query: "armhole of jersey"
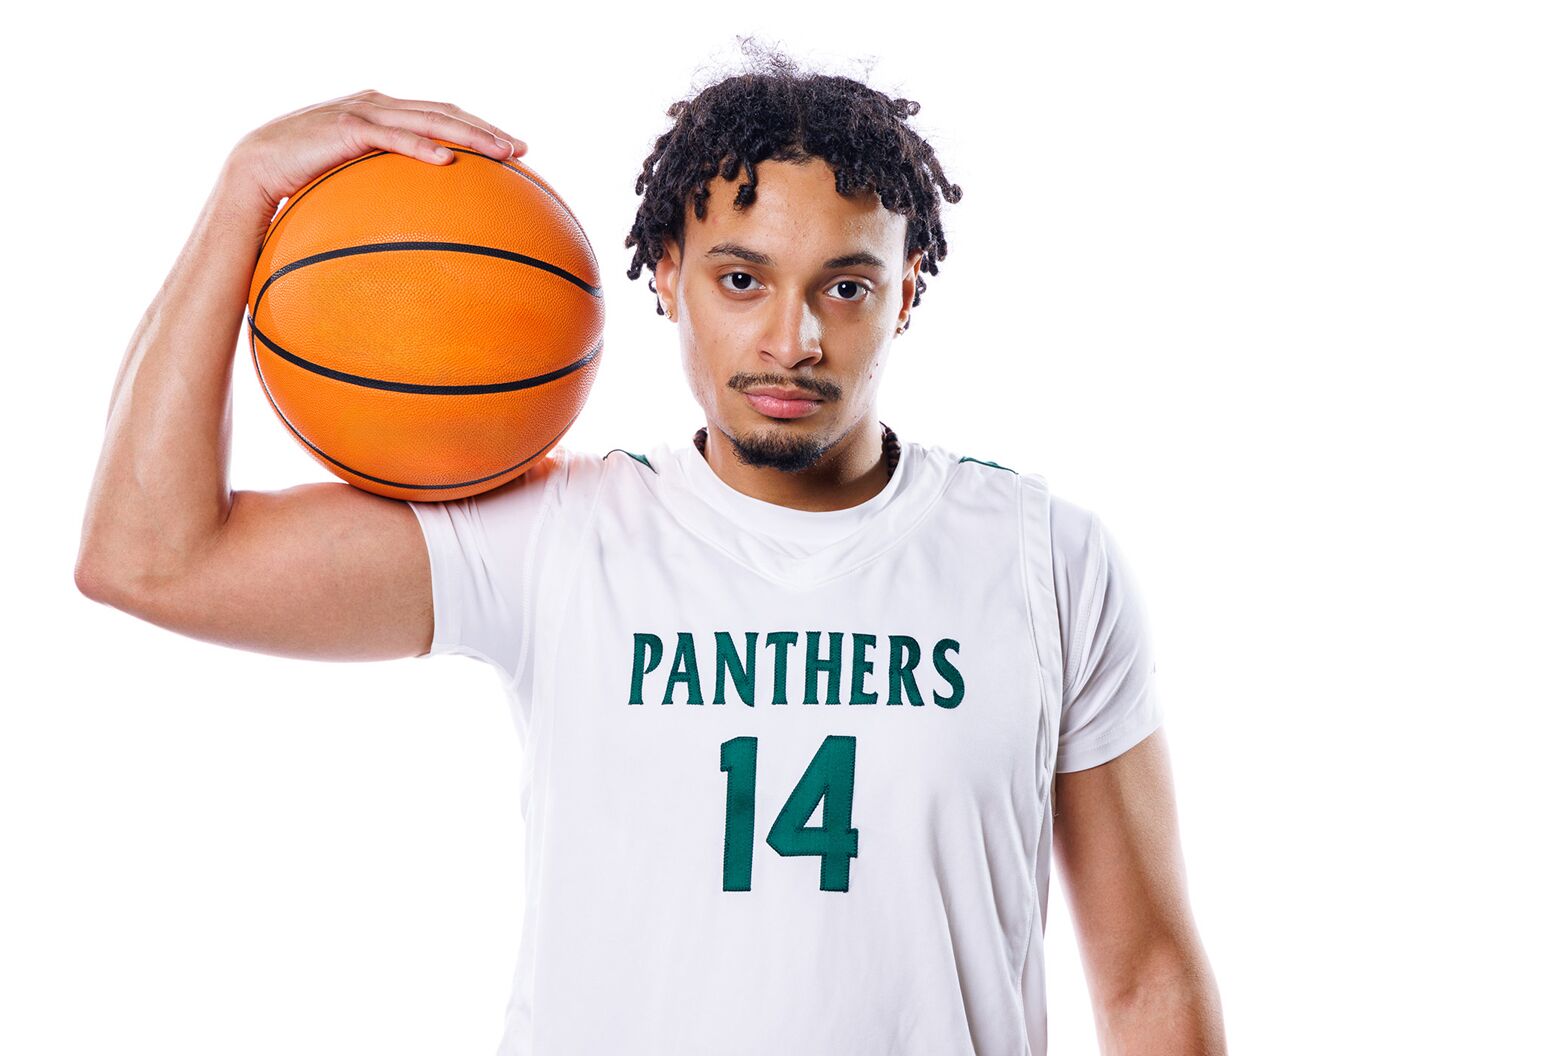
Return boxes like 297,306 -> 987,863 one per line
1018,473 -> 1064,807
504,448 -> 572,696
506,448 -> 614,698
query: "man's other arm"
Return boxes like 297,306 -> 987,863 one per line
1054,728 -> 1227,1054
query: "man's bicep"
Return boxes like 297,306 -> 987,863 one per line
1052,726 -> 1195,1001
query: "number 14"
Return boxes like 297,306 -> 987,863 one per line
719,734 -> 859,893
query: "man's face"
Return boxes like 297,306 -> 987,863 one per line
655,157 -> 924,473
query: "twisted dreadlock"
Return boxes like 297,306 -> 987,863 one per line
623,40 -> 963,333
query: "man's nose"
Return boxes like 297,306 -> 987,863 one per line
760,294 -> 823,369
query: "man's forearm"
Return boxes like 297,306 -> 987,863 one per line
1095,950 -> 1227,1055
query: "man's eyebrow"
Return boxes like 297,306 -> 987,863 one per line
704,241 -> 888,271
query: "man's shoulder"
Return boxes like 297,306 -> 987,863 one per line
549,444 -> 663,473
599,446 -> 658,472
539,443 -> 666,508
915,436 -> 1035,477
460,443 -> 624,514
916,439 -> 1054,505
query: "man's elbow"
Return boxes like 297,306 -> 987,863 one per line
1095,943 -> 1227,1056
74,550 -> 121,604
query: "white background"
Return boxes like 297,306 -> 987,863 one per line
4,2 -> 1542,1053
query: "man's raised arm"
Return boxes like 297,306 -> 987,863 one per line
74,91 -> 525,661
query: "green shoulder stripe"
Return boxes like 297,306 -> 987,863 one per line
958,455 -> 1017,474
604,448 -> 655,472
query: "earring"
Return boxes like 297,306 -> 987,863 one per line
895,322 -> 906,335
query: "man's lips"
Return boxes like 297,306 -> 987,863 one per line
743,389 -> 823,419
744,386 -> 819,400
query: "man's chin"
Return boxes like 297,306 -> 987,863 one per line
722,421 -> 831,474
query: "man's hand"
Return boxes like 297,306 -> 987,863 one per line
227,89 -> 527,214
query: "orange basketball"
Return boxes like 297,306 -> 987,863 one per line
245,137 -> 603,502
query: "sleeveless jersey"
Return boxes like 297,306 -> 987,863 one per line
409,437 -> 1162,1056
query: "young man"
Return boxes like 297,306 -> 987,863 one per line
77,61 -> 1223,1056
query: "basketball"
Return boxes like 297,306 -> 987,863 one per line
244,136 -> 603,502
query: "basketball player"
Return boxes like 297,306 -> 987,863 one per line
76,63 -> 1224,1056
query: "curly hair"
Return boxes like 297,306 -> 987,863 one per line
623,40 -> 963,332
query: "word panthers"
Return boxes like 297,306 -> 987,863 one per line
628,631 -> 965,709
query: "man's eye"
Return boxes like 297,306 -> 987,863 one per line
719,272 -> 762,292
829,280 -> 871,303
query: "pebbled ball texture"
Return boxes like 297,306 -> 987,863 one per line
246,137 -> 604,502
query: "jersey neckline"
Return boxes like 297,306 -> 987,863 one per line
671,436 -> 909,551
644,436 -> 960,589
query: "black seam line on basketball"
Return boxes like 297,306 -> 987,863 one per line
255,146 -> 596,272
257,151 -> 390,260
453,147 -> 596,257
248,322 -> 581,491
247,312 -> 599,395
400,146 -> 587,237
253,241 -> 602,312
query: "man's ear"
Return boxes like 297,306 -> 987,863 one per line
900,248 -> 925,320
655,236 -> 682,319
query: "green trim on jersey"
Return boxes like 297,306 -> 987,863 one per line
958,455 -> 1017,474
604,448 -> 656,472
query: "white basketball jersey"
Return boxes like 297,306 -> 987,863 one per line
409,436 -> 1162,1056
